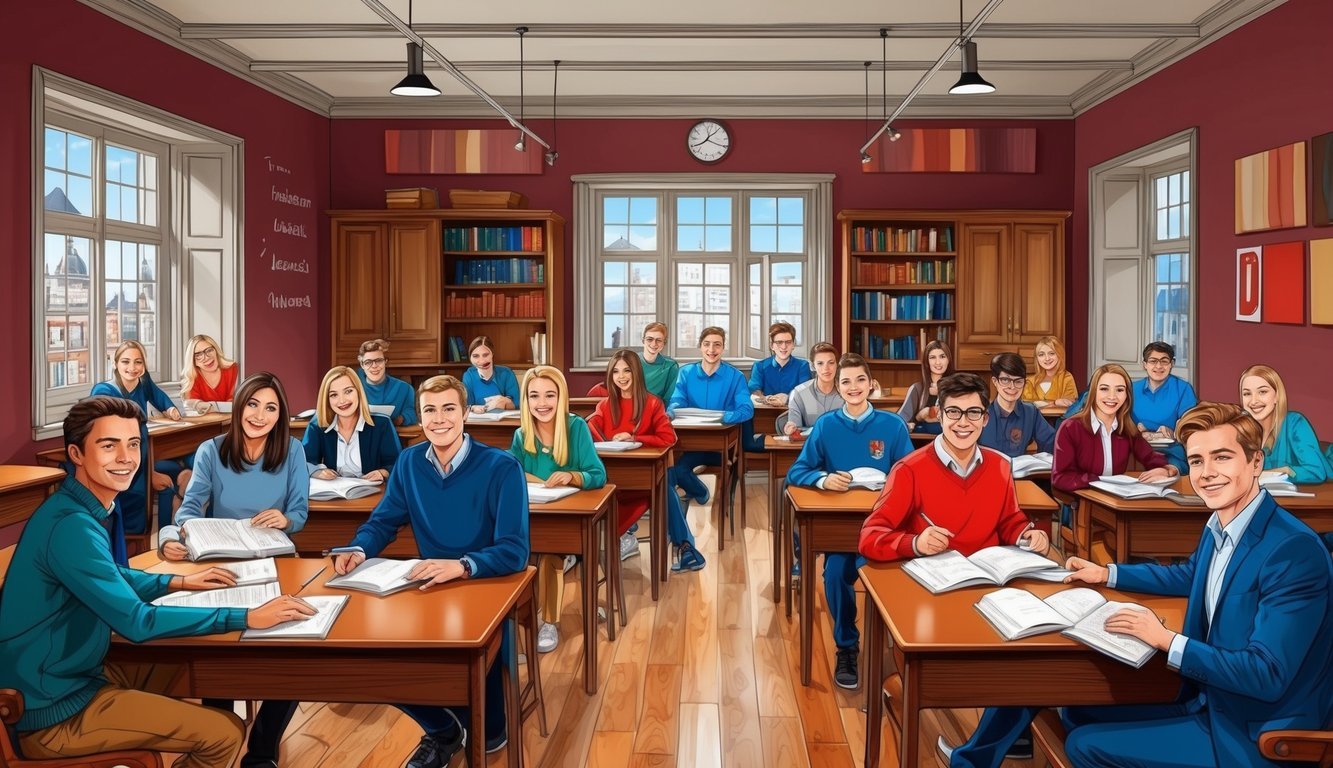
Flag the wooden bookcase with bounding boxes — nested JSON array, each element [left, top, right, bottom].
[[837, 209, 1067, 388], [329, 208, 566, 380]]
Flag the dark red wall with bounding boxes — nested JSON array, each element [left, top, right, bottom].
[[332, 117, 1075, 390], [1072, 0, 1333, 434], [0, 0, 331, 467]]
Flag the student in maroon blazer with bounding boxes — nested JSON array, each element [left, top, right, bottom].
[[1052, 363, 1177, 492]]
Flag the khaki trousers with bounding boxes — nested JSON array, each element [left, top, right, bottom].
[[537, 553, 565, 623]]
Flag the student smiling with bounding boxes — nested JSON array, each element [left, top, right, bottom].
[[355, 338, 418, 427], [303, 365, 401, 482], [1022, 335, 1077, 407], [180, 333, 239, 414], [462, 335, 520, 413], [980, 352, 1055, 458], [639, 321, 681, 402], [898, 340, 954, 434], [1239, 364, 1328, 484], [1052, 363, 1175, 492]]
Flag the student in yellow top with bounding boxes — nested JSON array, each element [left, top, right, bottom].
[[1239, 364, 1329, 484], [1022, 335, 1077, 407], [508, 366, 607, 654]]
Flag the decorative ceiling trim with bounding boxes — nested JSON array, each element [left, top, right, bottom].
[[252, 58, 1133, 73]]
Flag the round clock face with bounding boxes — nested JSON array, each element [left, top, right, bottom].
[[687, 120, 731, 163]]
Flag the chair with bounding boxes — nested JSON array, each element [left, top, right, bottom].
[[1, 689, 162, 768], [1259, 730, 1332, 767]]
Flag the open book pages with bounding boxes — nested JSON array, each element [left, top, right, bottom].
[[241, 595, 349, 640], [326, 557, 426, 595], [1006, 452, 1053, 479], [152, 580, 281, 609], [309, 476, 383, 501], [294, 408, 317, 419], [1258, 471, 1315, 497], [146, 420, 189, 433], [466, 409, 521, 422], [209, 557, 278, 586], [593, 440, 643, 452], [902, 546, 1070, 594], [367, 404, 394, 417], [526, 483, 580, 504], [1090, 475, 1179, 499], [672, 407, 724, 422], [974, 588, 1157, 666], [1062, 601, 1158, 668], [1145, 436, 1176, 447], [847, 466, 888, 491], [183, 518, 296, 561]]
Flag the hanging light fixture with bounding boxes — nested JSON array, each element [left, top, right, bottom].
[[949, 0, 995, 94], [514, 26, 528, 151], [390, 0, 440, 96], [861, 60, 873, 164], [881, 28, 902, 141], [544, 60, 560, 166]]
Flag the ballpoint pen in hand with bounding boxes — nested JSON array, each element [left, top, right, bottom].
[[1017, 520, 1036, 549], [918, 511, 952, 536]]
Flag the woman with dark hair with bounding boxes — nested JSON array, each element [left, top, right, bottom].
[[587, 350, 677, 560], [897, 340, 955, 435], [157, 371, 307, 768], [462, 335, 520, 413]]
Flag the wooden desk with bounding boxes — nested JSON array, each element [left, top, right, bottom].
[[750, 396, 906, 436], [1039, 404, 1066, 422], [860, 562, 1183, 768], [465, 417, 523, 450], [598, 445, 673, 601], [787, 480, 1058, 687], [672, 422, 744, 550], [527, 485, 618, 694], [1072, 479, 1333, 561], [146, 414, 230, 532], [116, 556, 532, 768], [299, 492, 408, 557], [0, 465, 65, 527], [289, 417, 424, 447], [568, 396, 602, 419], [762, 436, 803, 615]]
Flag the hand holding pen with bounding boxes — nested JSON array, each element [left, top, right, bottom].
[[915, 511, 955, 556], [1016, 519, 1051, 554]]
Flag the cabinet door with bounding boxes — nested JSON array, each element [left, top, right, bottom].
[[386, 220, 441, 363], [1011, 222, 1064, 345], [331, 222, 388, 364], [957, 223, 1010, 346]]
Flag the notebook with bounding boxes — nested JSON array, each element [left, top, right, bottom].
[[593, 440, 643, 452], [152, 580, 281, 609], [527, 484, 580, 504], [241, 595, 349, 640], [326, 558, 427, 595]]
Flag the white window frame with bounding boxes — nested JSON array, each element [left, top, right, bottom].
[[1146, 162, 1193, 382], [31, 68, 244, 438], [572, 173, 833, 371]]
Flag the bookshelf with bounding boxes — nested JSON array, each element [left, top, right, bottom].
[[330, 209, 566, 380]]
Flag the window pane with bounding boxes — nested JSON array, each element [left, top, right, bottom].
[[678, 286, 702, 311], [705, 264, 730, 284], [749, 285, 761, 311], [705, 197, 731, 223], [678, 197, 705, 224], [630, 262, 656, 284], [1155, 176, 1167, 205], [1180, 202, 1190, 234], [777, 197, 803, 224], [1167, 208, 1180, 240], [1156, 209, 1167, 241], [772, 286, 802, 313], [777, 226, 804, 253], [1181, 171, 1190, 202], [105, 184, 122, 221], [1168, 174, 1180, 206], [1156, 256, 1169, 282], [45, 128, 65, 169], [68, 176, 92, 217], [678, 263, 702, 285], [678, 315, 701, 347], [630, 287, 655, 313], [604, 261, 627, 284], [629, 226, 657, 250], [706, 287, 730, 313], [750, 316, 762, 350], [704, 314, 729, 333], [603, 316, 627, 348], [750, 196, 777, 225], [604, 225, 631, 249], [68, 133, 92, 176], [678, 225, 704, 251], [604, 286, 626, 313], [704, 226, 731, 251], [628, 315, 653, 342], [772, 314, 802, 343], [772, 262, 802, 284], [629, 197, 657, 225], [750, 226, 776, 254], [604, 197, 628, 223]]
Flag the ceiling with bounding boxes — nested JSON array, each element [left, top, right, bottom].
[[83, 0, 1282, 120]]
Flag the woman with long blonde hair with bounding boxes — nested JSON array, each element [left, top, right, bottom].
[[179, 333, 238, 414], [302, 365, 401, 481], [1239, 365, 1328, 484], [1023, 335, 1077, 407], [509, 366, 607, 653]]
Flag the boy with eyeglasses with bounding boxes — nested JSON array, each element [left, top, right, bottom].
[[1134, 341, 1197, 472], [639, 322, 680, 403], [355, 338, 418, 426], [979, 352, 1055, 458]]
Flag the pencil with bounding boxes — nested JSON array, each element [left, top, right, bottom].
[[295, 566, 326, 595]]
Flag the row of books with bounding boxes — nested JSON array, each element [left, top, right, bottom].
[[851, 291, 953, 321], [851, 326, 950, 361], [443, 225, 545, 252], [855, 259, 955, 285], [850, 225, 955, 253], [444, 290, 546, 319], [451, 258, 545, 285]]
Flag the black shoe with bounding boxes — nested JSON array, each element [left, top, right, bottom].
[[485, 723, 508, 754], [834, 647, 859, 690], [406, 714, 466, 768], [1006, 729, 1034, 760]]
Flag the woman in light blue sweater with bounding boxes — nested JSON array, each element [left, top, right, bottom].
[[1240, 365, 1328, 485], [159, 371, 307, 768]]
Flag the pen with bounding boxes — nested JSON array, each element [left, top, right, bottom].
[[295, 566, 326, 595], [919, 511, 954, 538], [1017, 520, 1036, 549]]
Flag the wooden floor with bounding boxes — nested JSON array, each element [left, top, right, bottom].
[[250, 476, 1053, 768]]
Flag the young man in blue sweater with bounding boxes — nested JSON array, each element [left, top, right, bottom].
[[786, 353, 913, 689], [1133, 341, 1197, 472], [979, 352, 1055, 457], [665, 326, 754, 571], [333, 375, 529, 768], [356, 338, 418, 426], [747, 320, 812, 451], [0, 396, 312, 768]]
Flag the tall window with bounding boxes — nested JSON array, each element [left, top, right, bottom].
[[574, 175, 832, 367], [1150, 168, 1191, 374]]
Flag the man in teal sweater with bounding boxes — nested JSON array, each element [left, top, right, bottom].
[[0, 396, 312, 768], [787, 353, 913, 689]]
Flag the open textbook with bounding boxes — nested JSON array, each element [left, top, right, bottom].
[[309, 476, 383, 501], [593, 440, 643, 452], [1089, 474, 1180, 499], [974, 587, 1157, 668], [527, 483, 579, 504], [466, 409, 521, 422], [241, 595, 349, 640], [182, 518, 296, 561], [1259, 471, 1316, 497], [326, 557, 427, 595], [902, 546, 1072, 594], [153, 580, 281, 609], [1004, 452, 1053, 479]]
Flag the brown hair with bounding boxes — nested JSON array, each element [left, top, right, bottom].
[[605, 349, 647, 426], [1238, 364, 1288, 451], [698, 326, 726, 345], [919, 340, 955, 393], [836, 352, 871, 379], [315, 365, 373, 429], [1175, 402, 1264, 463], [809, 342, 838, 362], [768, 321, 796, 344], [219, 372, 292, 472], [64, 395, 145, 459], [468, 336, 495, 356], [358, 338, 389, 358], [417, 374, 468, 412], [643, 322, 668, 338], [1073, 364, 1138, 438], [937, 372, 990, 410]]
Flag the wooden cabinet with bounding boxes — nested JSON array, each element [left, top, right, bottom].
[[329, 209, 566, 379]]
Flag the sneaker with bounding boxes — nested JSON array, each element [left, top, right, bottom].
[[485, 724, 508, 754], [619, 532, 640, 560], [406, 713, 465, 768], [790, 559, 801, 579], [562, 554, 578, 573], [936, 735, 956, 764], [537, 622, 559, 653], [1007, 729, 1034, 760], [833, 648, 859, 690], [672, 544, 706, 573]]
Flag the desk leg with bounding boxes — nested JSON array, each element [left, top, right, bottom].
[[717, 436, 730, 552], [770, 455, 780, 605], [738, 444, 748, 529], [1115, 519, 1128, 563], [606, 505, 620, 639], [864, 602, 884, 768], [504, 611, 524, 768], [582, 520, 598, 695], [901, 660, 920, 768], [651, 459, 665, 601], [799, 514, 814, 687], [784, 495, 795, 620], [1075, 501, 1091, 559], [470, 650, 487, 768]]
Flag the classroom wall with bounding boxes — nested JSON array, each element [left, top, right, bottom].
[[0, 0, 331, 467], [1072, 0, 1333, 435], [330, 117, 1075, 390]]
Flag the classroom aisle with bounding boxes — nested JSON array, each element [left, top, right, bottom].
[[255, 477, 1049, 768]]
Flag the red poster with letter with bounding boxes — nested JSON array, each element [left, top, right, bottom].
[[1236, 246, 1262, 322], [1262, 241, 1305, 324]]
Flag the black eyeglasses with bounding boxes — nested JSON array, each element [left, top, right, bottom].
[[192, 347, 216, 362], [994, 376, 1024, 387], [942, 406, 987, 422]]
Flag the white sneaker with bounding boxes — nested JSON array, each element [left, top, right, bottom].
[[936, 735, 955, 762], [562, 554, 578, 573], [619, 532, 640, 560], [537, 622, 559, 653]]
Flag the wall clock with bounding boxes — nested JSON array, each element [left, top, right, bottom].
[[687, 119, 731, 164]]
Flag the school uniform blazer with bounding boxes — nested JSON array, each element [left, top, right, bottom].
[[301, 414, 402, 475], [1111, 493, 1333, 766], [1050, 417, 1166, 492]]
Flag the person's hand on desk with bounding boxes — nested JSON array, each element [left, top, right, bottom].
[[823, 471, 852, 493], [1018, 528, 1050, 554], [361, 469, 388, 482], [914, 526, 954, 556], [312, 468, 338, 481], [161, 534, 190, 561], [168, 567, 237, 591], [764, 393, 788, 407], [470, 404, 489, 414], [333, 551, 366, 575], [251, 509, 290, 529], [612, 431, 634, 442], [1103, 606, 1174, 651], [247, 595, 317, 629], [1138, 466, 1178, 483], [1063, 556, 1109, 585], [545, 471, 576, 488], [165, 407, 182, 421], [1054, 398, 1074, 408], [408, 559, 466, 589]]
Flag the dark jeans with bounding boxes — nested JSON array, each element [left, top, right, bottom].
[[202, 699, 298, 765]]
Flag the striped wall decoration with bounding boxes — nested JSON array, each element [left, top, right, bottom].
[[1234, 141, 1306, 233], [861, 127, 1037, 173], [385, 129, 545, 175]]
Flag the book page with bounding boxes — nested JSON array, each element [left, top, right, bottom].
[[1042, 587, 1107, 623], [310, 476, 382, 500], [152, 581, 280, 609], [526, 483, 579, 504], [1010, 452, 1053, 478], [327, 558, 423, 594], [976, 587, 1073, 639], [242, 595, 348, 640], [593, 441, 643, 452], [1089, 479, 1175, 499], [213, 558, 278, 586], [847, 466, 887, 490], [902, 551, 994, 593], [673, 407, 724, 421], [968, 546, 1060, 583], [185, 518, 293, 558], [1064, 601, 1156, 668]]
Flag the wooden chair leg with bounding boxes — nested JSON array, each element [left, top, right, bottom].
[[518, 581, 548, 736]]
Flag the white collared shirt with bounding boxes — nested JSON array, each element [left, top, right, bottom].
[[1090, 417, 1117, 477], [932, 435, 983, 479], [326, 415, 366, 477]]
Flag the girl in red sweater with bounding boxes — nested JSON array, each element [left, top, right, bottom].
[[587, 349, 677, 560], [179, 333, 240, 414], [1051, 363, 1176, 492]]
